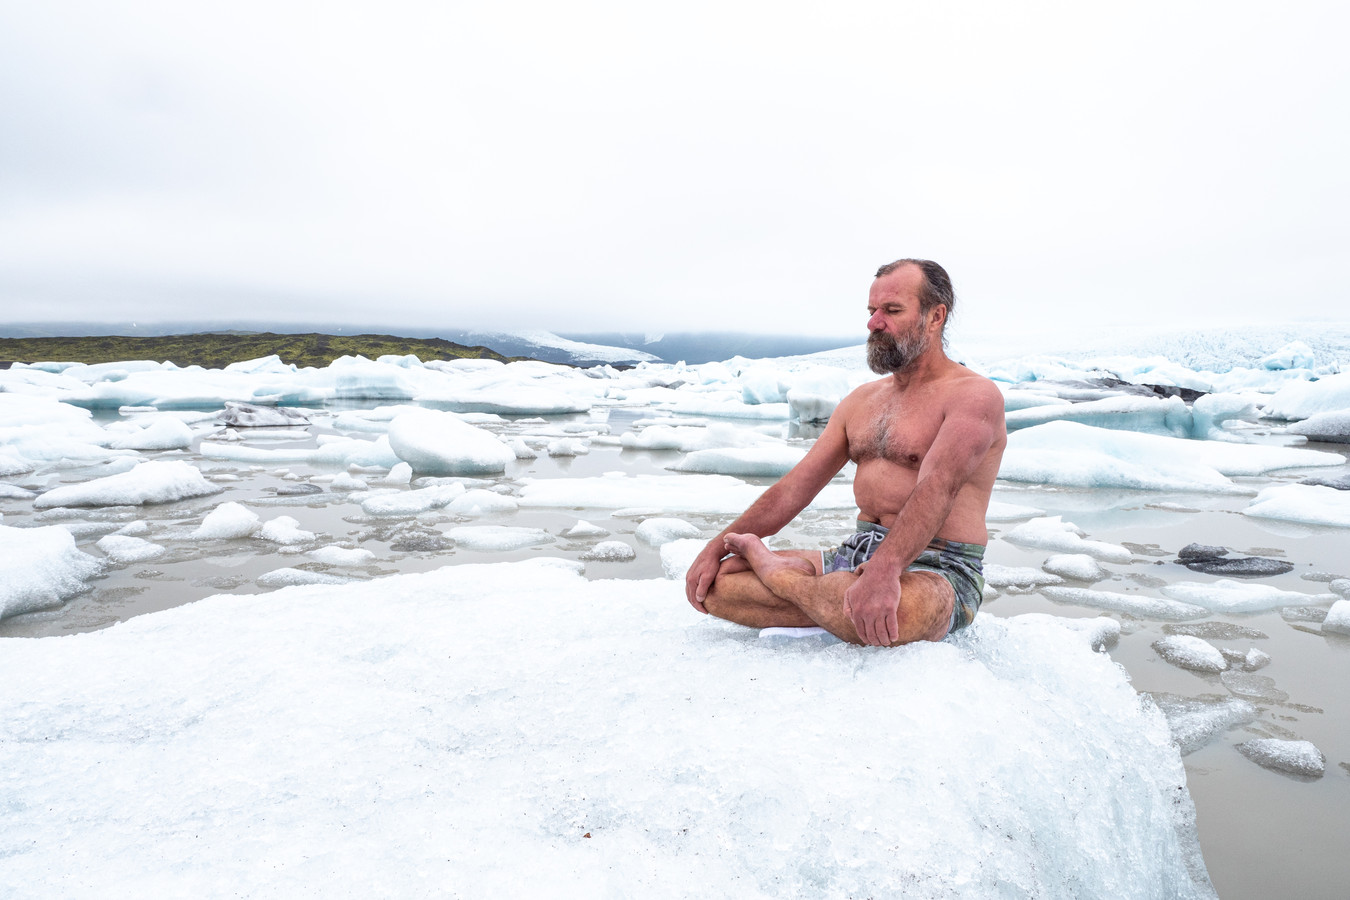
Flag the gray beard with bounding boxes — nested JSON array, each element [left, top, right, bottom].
[[867, 327, 929, 375]]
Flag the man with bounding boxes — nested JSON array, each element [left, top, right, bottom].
[[684, 259, 1006, 646]]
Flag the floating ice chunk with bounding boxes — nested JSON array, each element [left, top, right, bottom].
[[360, 483, 465, 516], [985, 565, 1064, 588], [257, 516, 316, 545], [327, 472, 367, 492], [740, 370, 787, 404], [380, 462, 413, 484], [1004, 517, 1132, 563], [1263, 371, 1350, 420], [0, 524, 103, 620], [222, 354, 296, 375], [519, 472, 856, 514], [1190, 393, 1260, 439], [1000, 388, 1073, 412], [387, 410, 514, 476], [34, 460, 221, 509], [668, 446, 805, 477], [1160, 579, 1333, 613], [1005, 613, 1121, 651], [309, 546, 376, 567], [106, 416, 194, 450], [192, 501, 262, 539], [1322, 600, 1350, 636], [985, 500, 1044, 521], [417, 386, 590, 416], [546, 438, 589, 457], [1332, 579, 1350, 599], [510, 439, 538, 460], [1219, 670, 1288, 703], [1258, 341, 1316, 371], [95, 534, 167, 564], [218, 402, 312, 428], [1005, 395, 1192, 437], [1223, 647, 1271, 671], [1152, 636, 1226, 673], [1149, 693, 1257, 754], [445, 490, 519, 516], [1287, 409, 1350, 443], [113, 520, 150, 536], [0, 482, 37, 500], [257, 567, 352, 588], [1041, 587, 1207, 621], [1243, 483, 1350, 528], [446, 525, 552, 551], [1000, 421, 1339, 493], [1236, 739, 1325, 778], [660, 538, 703, 578], [635, 517, 702, 546], [1043, 554, 1109, 581], [563, 520, 610, 538], [581, 540, 636, 561], [785, 369, 849, 423]]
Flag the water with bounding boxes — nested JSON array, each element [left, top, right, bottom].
[[3, 402, 1348, 897]]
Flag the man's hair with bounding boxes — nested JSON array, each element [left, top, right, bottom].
[[874, 258, 954, 335]]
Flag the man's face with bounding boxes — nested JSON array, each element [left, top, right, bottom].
[[865, 265, 931, 375]]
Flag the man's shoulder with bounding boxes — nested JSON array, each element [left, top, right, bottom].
[[939, 363, 1005, 409]]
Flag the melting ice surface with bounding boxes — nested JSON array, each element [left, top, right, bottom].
[[4, 326, 1350, 897]]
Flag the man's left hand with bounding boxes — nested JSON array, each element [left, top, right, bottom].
[[842, 565, 902, 646]]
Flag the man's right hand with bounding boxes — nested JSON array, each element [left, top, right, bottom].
[[685, 539, 750, 613]]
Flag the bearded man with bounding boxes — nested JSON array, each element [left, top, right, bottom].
[[683, 259, 1007, 646]]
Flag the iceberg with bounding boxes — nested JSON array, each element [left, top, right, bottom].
[[0, 560, 1213, 897], [387, 410, 514, 476], [0, 524, 103, 620]]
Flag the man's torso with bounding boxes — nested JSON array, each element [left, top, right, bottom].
[[842, 364, 1004, 545]]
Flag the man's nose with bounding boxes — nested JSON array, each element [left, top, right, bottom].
[[867, 310, 885, 330]]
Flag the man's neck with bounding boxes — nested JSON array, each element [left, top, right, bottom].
[[886, 346, 948, 389]]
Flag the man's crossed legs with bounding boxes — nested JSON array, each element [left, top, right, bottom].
[[702, 526, 986, 647]]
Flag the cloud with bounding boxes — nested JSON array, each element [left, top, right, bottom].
[[2, 1, 1348, 337]]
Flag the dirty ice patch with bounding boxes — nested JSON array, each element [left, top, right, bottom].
[[34, 460, 221, 509], [517, 472, 856, 515], [1000, 421, 1339, 493], [1160, 580, 1335, 614], [0, 524, 103, 620], [0, 560, 1212, 898]]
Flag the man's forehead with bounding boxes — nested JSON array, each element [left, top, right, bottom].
[[870, 264, 923, 301]]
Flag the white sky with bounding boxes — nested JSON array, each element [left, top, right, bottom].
[[2, 1, 1347, 341]]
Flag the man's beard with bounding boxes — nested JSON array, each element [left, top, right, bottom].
[[867, 324, 929, 374]]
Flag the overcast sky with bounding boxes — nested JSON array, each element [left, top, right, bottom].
[[2, 1, 1346, 341]]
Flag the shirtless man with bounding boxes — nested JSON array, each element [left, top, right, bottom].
[[683, 259, 1006, 646]]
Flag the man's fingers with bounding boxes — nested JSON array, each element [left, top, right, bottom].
[[883, 611, 899, 646]]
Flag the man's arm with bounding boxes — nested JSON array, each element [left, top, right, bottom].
[[684, 393, 855, 611], [843, 380, 1003, 644]]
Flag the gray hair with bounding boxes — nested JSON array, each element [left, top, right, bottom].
[[874, 258, 955, 336]]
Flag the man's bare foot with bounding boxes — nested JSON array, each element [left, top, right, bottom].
[[723, 533, 815, 590]]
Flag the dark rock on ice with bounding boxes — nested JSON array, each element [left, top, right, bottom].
[[274, 483, 323, 496], [1177, 543, 1228, 560], [1236, 738, 1325, 778], [1181, 556, 1294, 577], [1175, 543, 1292, 577], [1299, 475, 1350, 491], [217, 402, 312, 427]]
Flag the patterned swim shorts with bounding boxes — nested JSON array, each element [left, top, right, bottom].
[[820, 520, 986, 637]]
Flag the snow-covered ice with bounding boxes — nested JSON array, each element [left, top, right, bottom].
[[0, 524, 103, 620], [1242, 483, 1350, 528], [387, 410, 514, 476], [95, 534, 167, 564], [0, 560, 1213, 897], [191, 501, 262, 539], [34, 460, 221, 509], [1160, 580, 1334, 614], [1003, 516, 1132, 563]]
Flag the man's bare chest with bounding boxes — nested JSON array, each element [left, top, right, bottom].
[[846, 397, 945, 468]]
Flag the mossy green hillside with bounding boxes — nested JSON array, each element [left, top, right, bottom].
[[0, 333, 529, 370]]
